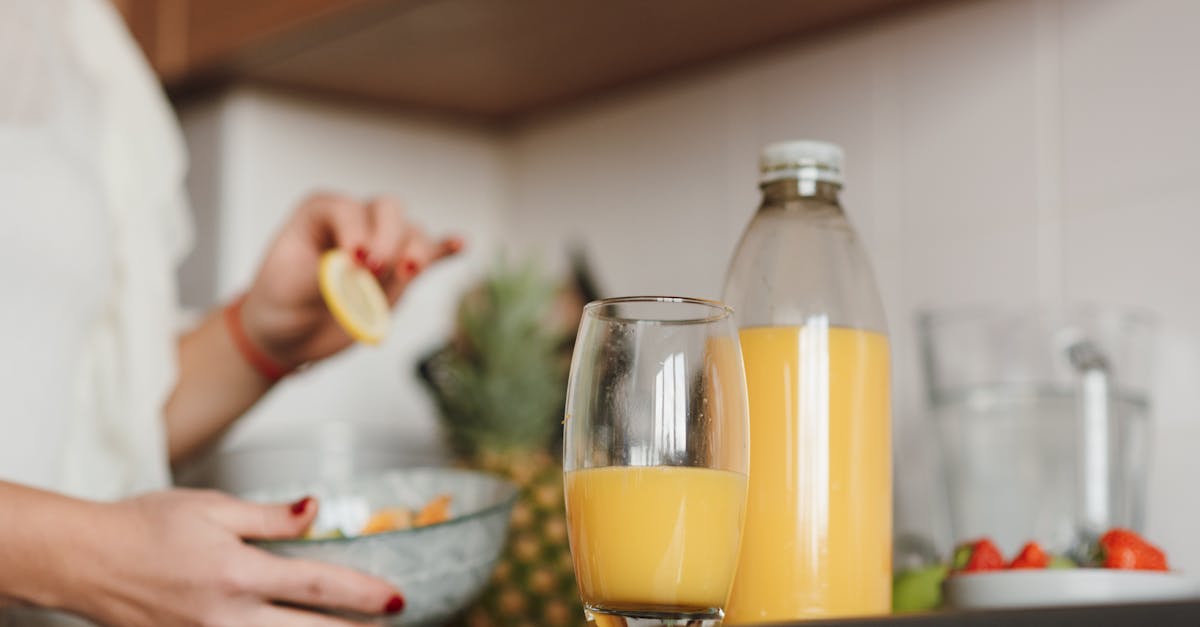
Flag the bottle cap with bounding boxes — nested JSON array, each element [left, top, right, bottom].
[[759, 140, 843, 185]]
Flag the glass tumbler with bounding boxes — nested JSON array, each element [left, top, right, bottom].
[[564, 297, 750, 627], [919, 306, 1155, 555]]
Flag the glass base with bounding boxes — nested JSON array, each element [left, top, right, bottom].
[[585, 604, 724, 627]]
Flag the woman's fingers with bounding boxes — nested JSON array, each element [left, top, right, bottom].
[[382, 232, 432, 302], [381, 234, 464, 302], [247, 553, 404, 618], [303, 193, 371, 257], [204, 492, 317, 541], [397, 232, 464, 275], [364, 197, 406, 279], [300, 192, 463, 298], [399, 231, 436, 277], [438, 235, 465, 259], [251, 604, 382, 627], [199, 493, 403, 622]]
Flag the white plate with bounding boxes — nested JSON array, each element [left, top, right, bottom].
[[944, 570, 1200, 609]]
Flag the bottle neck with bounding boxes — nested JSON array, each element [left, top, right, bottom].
[[759, 177, 842, 207]]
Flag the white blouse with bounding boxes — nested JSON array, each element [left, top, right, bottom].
[[0, 0, 191, 500]]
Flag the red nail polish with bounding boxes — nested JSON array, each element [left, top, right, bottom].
[[384, 594, 405, 614], [353, 247, 368, 265], [290, 497, 313, 515], [367, 259, 385, 278]]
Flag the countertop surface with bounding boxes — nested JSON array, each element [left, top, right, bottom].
[[757, 600, 1200, 626]]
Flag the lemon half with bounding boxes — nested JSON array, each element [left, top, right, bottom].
[[318, 249, 390, 345]]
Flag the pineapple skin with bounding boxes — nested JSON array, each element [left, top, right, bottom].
[[460, 452, 584, 627]]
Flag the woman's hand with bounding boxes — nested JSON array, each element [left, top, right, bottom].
[[240, 192, 463, 370], [163, 193, 462, 462], [72, 489, 403, 627]]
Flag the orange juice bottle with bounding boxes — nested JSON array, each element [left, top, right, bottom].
[[722, 141, 891, 623]]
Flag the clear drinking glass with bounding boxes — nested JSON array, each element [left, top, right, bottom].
[[919, 306, 1155, 556], [564, 297, 750, 627]]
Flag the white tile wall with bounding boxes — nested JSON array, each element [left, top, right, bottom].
[[508, 74, 749, 299], [1058, 0, 1200, 454], [179, 0, 1200, 571], [504, 0, 1200, 569]]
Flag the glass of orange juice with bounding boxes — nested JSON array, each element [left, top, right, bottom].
[[564, 296, 750, 627]]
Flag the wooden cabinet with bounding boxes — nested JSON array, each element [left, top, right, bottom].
[[113, 0, 933, 121], [112, 0, 380, 84]]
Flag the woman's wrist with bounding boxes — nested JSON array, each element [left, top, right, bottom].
[[45, 500, 119, 619], [224, 293, 298, 382], [0, 483, 108, 615], [167, 297, 288, 463]]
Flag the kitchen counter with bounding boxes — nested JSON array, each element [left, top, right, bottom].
[[759, 600, 1200, 626]]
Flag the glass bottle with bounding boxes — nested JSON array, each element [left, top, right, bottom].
[[722, 141, 892, 622]]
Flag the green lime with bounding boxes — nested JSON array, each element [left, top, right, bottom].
[[893, 564, 948, 613], [1049, 555, 1078, 569]]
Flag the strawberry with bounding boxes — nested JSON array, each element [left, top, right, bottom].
[[1009, 541, 1050, 569], [1105, 544, 1140, 569], [1099, 528, 1169, 571], [952, 538, 1005, 573]]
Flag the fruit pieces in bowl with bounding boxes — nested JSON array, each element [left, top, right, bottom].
[[893, 529, 1171, 613], [952, 538, 1075, 573], [952, 529, 1169, 574], [1095, 528, 1169, 571], [366, 495, 452, 533], [305, 493, 453, 540]]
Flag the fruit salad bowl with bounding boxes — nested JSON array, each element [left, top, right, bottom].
[[245, 468, 518, 626], [895, 531, 1199, 612]]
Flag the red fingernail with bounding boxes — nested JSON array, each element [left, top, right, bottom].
[[367, 258, 385, 278], [290, 497, 313, 515], [384, 594, 405, 614], [353, 246, 368, 265]]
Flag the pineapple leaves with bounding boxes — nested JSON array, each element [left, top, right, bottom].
[[420, 260, 572, 458]]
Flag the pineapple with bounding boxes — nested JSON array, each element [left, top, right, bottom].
[[419, 258, 596, 627]]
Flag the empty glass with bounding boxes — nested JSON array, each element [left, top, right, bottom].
[[564, 297, 750, 627], [919, 306, 1155, 555]]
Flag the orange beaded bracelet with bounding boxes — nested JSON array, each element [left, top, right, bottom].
[[223, 295, 291, 383]]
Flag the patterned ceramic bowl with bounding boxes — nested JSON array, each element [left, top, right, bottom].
[[247, 468, 518, 626]]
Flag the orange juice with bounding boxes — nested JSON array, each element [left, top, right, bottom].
[[565, 466, 748, 613], [724, 326, 891, 623]]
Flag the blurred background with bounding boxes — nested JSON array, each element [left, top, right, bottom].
[[113, 0, 1200, 575]]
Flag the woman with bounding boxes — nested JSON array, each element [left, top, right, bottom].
[[0, 0, 460, 624]]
